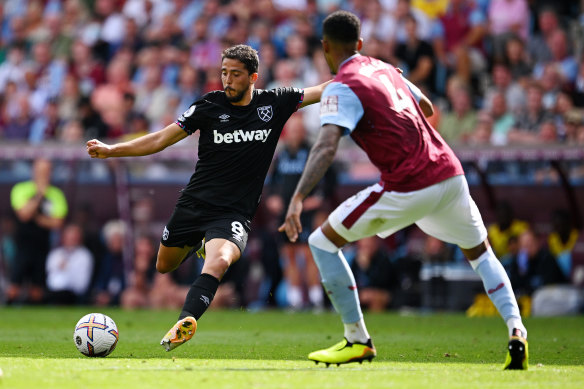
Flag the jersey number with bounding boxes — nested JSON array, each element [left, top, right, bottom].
[[359, 64, 417, 116], [231, 221, 245, 241], [379, 75, 417, 115]]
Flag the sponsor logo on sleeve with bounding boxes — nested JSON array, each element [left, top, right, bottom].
[[320, 96, 338, 115], [179, 105, 196, 122]]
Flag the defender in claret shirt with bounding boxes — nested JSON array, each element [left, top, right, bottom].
[[280, 11, 528, 370], [87, 45, 330, 351]]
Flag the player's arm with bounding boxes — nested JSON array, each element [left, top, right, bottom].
[[279, 124, 343, 241], [299, 80, 333, 108], [86, 123, 188, 159], [418, 94, 434, 118], [401, 74, 434, 118]]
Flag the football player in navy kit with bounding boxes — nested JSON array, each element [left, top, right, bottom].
[[87, 45, 330, 351]]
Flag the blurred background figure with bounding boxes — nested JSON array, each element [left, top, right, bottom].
[[7, 158, 68, 304], [506, 229, 568, 303], [45, 223, 93, 305], [547, 209, 579, 283], [266, 114, 324, 310], [93, 219, 126, 306], [121, 234, 157, 309], [488, 201, 530, 259]]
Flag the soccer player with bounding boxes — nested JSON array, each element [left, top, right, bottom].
[[87, 44, 330, 351], [279, 11, 528, 370]]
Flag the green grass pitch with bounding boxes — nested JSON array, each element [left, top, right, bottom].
[[0, 307, 583, 388]]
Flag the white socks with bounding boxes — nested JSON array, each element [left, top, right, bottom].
[[343, 318, 370, 344], [469, 247, 527, 338]]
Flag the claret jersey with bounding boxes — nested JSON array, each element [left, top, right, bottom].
[[176, 87, 304, 218], [320, 55, 463, 192]]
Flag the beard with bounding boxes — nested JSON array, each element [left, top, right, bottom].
[[225, 85, 249, 103]]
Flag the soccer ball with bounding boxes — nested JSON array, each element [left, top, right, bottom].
[[73, 313, 119, 357]]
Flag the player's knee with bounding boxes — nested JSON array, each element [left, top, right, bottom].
[[308, 228, 338, 253], [202, 255, 231, 279], [155, 260, 170, 274]]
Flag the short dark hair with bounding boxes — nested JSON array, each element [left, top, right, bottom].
[[221, 44, 259, 74], [323, 10, 360, 44]]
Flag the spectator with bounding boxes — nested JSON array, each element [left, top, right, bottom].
[[547, 209, 579, 282], [487, 0, 530, 60], [2, 88, 33, 140], [0, 44, 27, 92], [7, 158, 68, 304], [90, 57, 133, 138], [93, 219, 126, 306], [45, 223, 93, 305], [360, 0, 396, 46], [29, 98, 62, 143], [488, 91, 515, 145], [506, 229, 568, 297], [438, 83, 477, 144], [563, 109, 584, 144], [503, 35, 532, 82], [533, 28, 578, 86], [393, 0, 432, 44], [133, 64, 174, 126], [527, 7, 560, 65], [507, 81, 554, 144], [488, 201, 530, 258], [121, 234, 157, 309], [483, 62, 526, 115], [350, 236, 397, 312], [266, 114, 324, 310], [394, 13, 436, 94], [432, 0, 488, 85], [68, 38, 106, 97], [468, 111, 494, 145]]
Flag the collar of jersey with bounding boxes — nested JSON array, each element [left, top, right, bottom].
[[338, 54, 361, 72]]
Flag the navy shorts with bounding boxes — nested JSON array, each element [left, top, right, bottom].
[[161, 200, 251, 255]]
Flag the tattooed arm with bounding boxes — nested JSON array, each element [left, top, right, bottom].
[[279, 124, 343, 242]]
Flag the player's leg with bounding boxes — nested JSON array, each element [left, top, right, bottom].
[[161, 215, 249, 351], [302, 243, 324, 310], [156, 244, 193, 273], [415, 175, 528, 369], [306, 223, 376, 366], [161, 238, 241, 351], [305, 183, 423, 365]]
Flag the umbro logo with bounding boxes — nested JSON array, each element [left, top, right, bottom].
[[162, 226, 169, 241], [219, 114, 230, 122], [200, 295, 210, 306]]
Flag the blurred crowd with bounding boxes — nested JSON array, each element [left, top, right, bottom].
[[0, 0, 583, 146], [0, 0, 583, 313]]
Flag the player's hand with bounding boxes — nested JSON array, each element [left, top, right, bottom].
[[86, 139, 111, 159], [278, 196, 303, 243]]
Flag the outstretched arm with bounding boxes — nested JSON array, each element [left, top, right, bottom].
[[279, 123, 343, 242], [299, 80, 333, 108], [86, 123, 188, 158]]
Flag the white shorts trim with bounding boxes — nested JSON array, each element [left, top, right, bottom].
[[328, 175, 487, 249]]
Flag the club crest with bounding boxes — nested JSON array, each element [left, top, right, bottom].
[[257, 105, 273, 122]]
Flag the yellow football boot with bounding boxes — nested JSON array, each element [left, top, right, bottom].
[[503, 329, 528, 370], [309, 338, 376, 367], [160, 316, 197, 351]]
